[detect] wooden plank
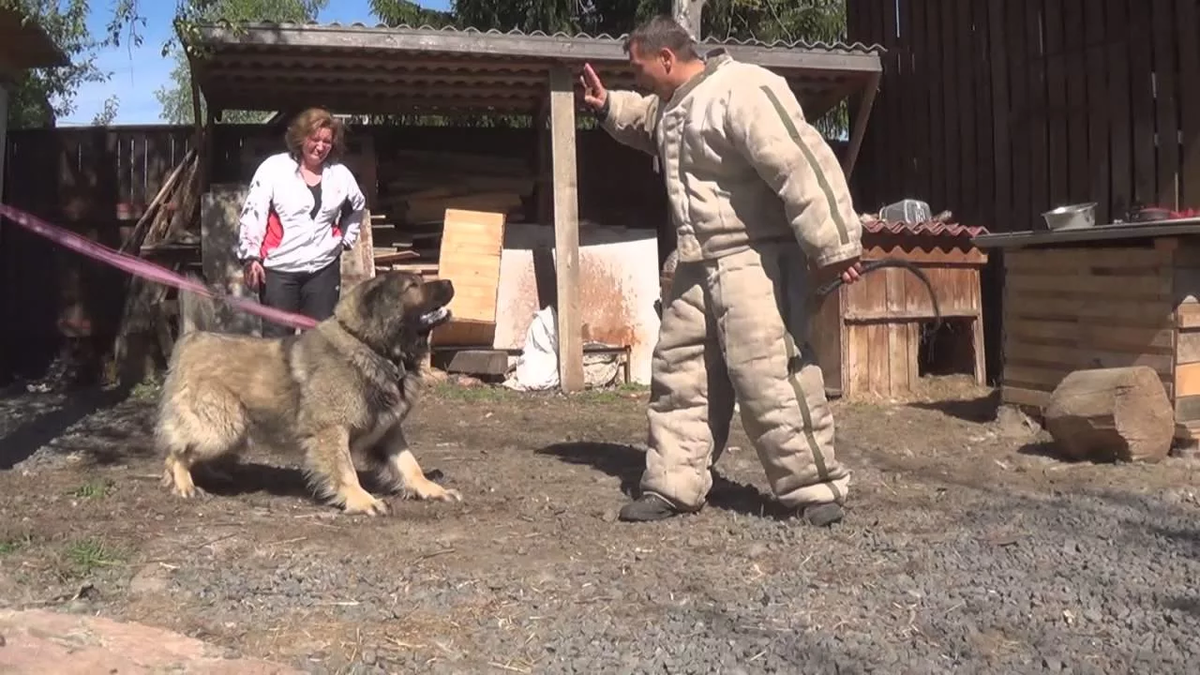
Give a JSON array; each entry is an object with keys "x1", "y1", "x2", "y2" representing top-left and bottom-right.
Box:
[
  {"x1": 434, "y1": 208, "x2": 505, "y2": 323},
  {"x1": 1083, "y1": 0, "x2": 1112, "y2": 222},
  {"x1": 1003, "y1": 319, "x2": 1174, "y2": 351},
  {"x1": 941, "y1": 0, "x2": 961, "y2": 214},
  {"x1": 1004, "y1": 272, "x2": 1170, "y2": 299},
  {"x1": 1003, "y1": 293, "x2": 1173, "y2": 326},
  {"x1": 969, "y1": 0, "x2": 993, "y2": 225},
  {"x1": 910, "y1": 0, "x2": 933, "y2": 202},
  {"x1": 1106, "y1": 0, "x2": 1133, "y2": 217},
  {"x1": 1006, "y1": 0, "x2": 1032, "y2": 230},
  {"x1": 1002, "y1": 338, "x2": 1174, "y2": 376},
  {"x1": 1178, "y1": 0, "x2": 1200, "y2": 209},
  {"x1": 549, "y1": 65, "x2": 583, "y2": 393},
  {"x1": 1003, "y1": 246, "x2": 1169, "y2": 270},
  {"x1": 1024, "y1": 0, "x2": 1050, "y2": 219},
  {"x1": 909, "y1": 321, "x2": 923, "y2": 390},
  {"x1": 1063, "y1": 0, "x2": 1091, "y2": 204},
  {"x1": 925, "y1": 0, "x2": 947, "y2": 211},
  {"x1": 340, "y1": 208, "x2": 376, "y2": 292},
  {"x1": 846, "y1": 323, "x2": 871, "y2": 397},
  {"x1": 881, "y1": 0, "x2": 902, "y2": 197},
  {"x1": 1176, "y1": 329, "x2": 1200, "y2": 364},
  {"x1": 1176, "y1": 395, "x2": 1200, "y2": 422},
  {"x1": 987, "y1": 0, "x2": 1012, "y2": 230},
  {"x1": 1001, "y1": 385, "x2": 1052, "y2": 408},
  {"x1": 846, "y1": 309, "x2": 978, "y2": 322},
  {"x1": 1129, "y1": 1, "x2": 1158, "y2": 205},
  {"x1": 1152, "y1": 0, "x2": 1180, "y2": 209},
  {"x1": 1177, "y1": 303, "x2": 1200, "y2": 328},
  {"x1": 1043, "y1": 0, "x2": 1069, "y2": 204},
  {"x1": 1177, "y1": 362, "x2": 1200, "y2": 397},
  {"x1": 895, "y1": 0, "x2": 916, "y2": 197},
  {"x1": 867, "y1": 322, "x2": 889, "y2": 396},
  {"x1": 887, "y1": 322, "x2": 909, "y2": 396}
]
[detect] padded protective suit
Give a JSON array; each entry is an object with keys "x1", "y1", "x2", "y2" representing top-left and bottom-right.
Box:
[{"x1": 599, "y1": 50, "x2": 861, "y2": 510}]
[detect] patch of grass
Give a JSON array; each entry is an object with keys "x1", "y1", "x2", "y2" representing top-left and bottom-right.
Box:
[
  {"x1": 70, "y1": 478, "x2": 115, "y2": 500},
  {"x1": 428, "y1": 382, "x2": 512, "y2": 402},
  {"x1": 0, "y1": 534, "x2": 33, "y2": 555},
  {"x1": 62, "y1": 538, "x2": 127, "y2": 576}
]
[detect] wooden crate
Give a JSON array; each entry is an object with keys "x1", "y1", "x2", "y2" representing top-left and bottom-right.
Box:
[
  {"x1": 993, "y1": 237, "x2": 1200, "y2": 441},
  {"x1": 812, "y1": 232, "x2": 988, "y2": 399}
]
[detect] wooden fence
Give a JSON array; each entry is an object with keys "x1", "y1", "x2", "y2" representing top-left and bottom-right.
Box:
[
  {"x1": 0, "y1": 123, "x2": 671, "y2": 381},
  {"x1": 847, "y1": 0, "x2": 1200, "y2": 229}
]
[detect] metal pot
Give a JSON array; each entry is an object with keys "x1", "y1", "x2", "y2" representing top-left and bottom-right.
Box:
[{"x1": 1041, "y1": 202, "x2": 1097, "y2": 231}]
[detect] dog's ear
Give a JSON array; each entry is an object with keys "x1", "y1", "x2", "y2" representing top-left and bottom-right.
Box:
[{"x1": 337, "y1": 272, "x2": 416, "y2": 349}]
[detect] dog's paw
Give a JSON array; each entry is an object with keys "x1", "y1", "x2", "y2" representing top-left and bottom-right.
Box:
[
  {"x1": 408, "y1": 480, "x2": 463, "y2": 503},
  {"x1": 172, "y1": 482, "x2": 202, "y2": 499},
  {"x1": 342, "y1": 490, "x2": 389, "y2": 516}
]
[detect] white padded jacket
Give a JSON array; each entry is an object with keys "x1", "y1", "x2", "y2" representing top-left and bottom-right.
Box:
[
  {"x1": 599, "y1": 50, "x2": 862, "y2": 268},
  {"x1": 236, "y1": 152, "x2": 367, "y2": 274}
]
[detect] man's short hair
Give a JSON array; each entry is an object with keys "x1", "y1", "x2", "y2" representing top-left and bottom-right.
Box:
[{"x1": 623, "y1": 15, "x2": 700, "y2": 61}]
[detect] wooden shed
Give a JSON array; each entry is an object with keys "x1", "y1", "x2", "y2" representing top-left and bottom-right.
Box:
[
  {"x1": 811, "y1": 219, "x2": 989, "y2": 399},
  {"x1": 974, "y1": 219, "x2": 1200, "y2": 444}
]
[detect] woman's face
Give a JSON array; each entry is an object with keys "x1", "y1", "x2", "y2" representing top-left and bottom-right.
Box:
[{"x1": 302, "y1": 126, "x2": 334, "y2": 167}]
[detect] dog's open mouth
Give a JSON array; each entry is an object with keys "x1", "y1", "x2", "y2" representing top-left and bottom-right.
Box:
[{"x1": 419, "y1": 306, "x2": 452, "y2": 327}]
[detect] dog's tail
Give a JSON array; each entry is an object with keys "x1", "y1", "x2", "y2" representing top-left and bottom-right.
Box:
[{"x1": 177, "y1": 274, "x2": 220, "y2": 337}]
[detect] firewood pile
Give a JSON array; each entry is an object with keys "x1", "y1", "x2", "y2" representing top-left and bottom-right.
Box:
[
  {"x1": 108, "y1": 149, "x2": 203, "y2": 384},
  {"x1": 369, "y1": 149, "x2": 535, "y2": 278}
]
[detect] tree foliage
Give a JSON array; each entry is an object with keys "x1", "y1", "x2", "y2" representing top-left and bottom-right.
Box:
[
  {"x1": 368, "y1": 0, "x2": 848, "y2": 134},
  {"x1": 154, "y1": 0, "x2": 329, "y2": 124},
  {"x1": 1, "y1": 0, "x2": 116, "y2": 129}
]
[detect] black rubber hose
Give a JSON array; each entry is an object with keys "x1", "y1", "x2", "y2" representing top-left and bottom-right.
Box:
[{"x1": 813, "y1": 258, "x2": 943, "y2": 332}]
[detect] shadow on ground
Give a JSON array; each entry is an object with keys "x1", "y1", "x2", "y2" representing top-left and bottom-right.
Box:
[
  {"x1": 537, "y1": 441, "x2": 795, "y2": 519},
  {"x1": 188, "y1": 460, "x2": 451, "y2": 502},
  {"x1": 0, "y1": 386, "x2": 134, "y2": 470},
  {"x1": 907, "y1": 389, "x2": 1001, "y2": 423}
]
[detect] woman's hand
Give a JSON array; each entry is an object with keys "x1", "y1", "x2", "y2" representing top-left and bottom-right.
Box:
[{"x1": 244, "y1": 260, "x2": 266, "y2": 290}]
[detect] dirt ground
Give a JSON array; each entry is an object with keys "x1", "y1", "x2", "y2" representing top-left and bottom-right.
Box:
[{"x1": 1, "y1": 375, "x2": 1198, "y2": 674}]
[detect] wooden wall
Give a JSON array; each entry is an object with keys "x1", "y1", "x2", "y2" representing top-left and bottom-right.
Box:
[
  {"x1": 847, "y1": 0, "x2": 1200, "y2": 227},
  {"x1": 1000, "y1": 244, "x2": 1176, "y2": 410},
  {"x1": 847, "y1": 0, "x2": 1200, "y2": 384}
]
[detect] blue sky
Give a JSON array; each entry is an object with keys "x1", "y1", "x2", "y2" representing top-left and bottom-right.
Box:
[{"x1": 60, "y1": 0, "x2": 452, "y2": 126}]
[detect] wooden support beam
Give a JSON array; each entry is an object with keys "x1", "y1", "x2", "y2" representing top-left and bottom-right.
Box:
[
  {"x1": 843, "y1": 70, "x2": 881, "y2": 178},
  {"x1": 0, "y1": 80, "x2": 8, "y2": 206},
  {"x1": 548, "y1": 64, "x2": 584, "y2": 393}
]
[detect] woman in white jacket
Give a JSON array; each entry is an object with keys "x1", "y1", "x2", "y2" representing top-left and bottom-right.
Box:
[{"x1": 236, "y1": 107, "x2": 367, "y2": 337}]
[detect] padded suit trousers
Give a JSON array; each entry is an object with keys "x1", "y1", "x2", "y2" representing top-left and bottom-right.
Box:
[{"x1": 641, "y1": 241, "x2": 851, "y2": 511}]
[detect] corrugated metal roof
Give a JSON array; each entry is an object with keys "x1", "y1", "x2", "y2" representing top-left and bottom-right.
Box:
[
  {"x1": 862, "y1": 219, "x2": 991, "y2": 239},
  {"x1": 198, "y1": 20, "x2": 887, "y2": 56},
  {"x1": 185, "y1": 19, "x2": 883, "y2": 117}
]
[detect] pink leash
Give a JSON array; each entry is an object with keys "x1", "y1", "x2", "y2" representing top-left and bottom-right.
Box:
[{"x1": 0, "y1": 202, "x2": 320, "y2": 331}]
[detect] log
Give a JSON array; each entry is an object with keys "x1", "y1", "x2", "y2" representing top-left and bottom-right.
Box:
[{"x1": 1043, "y1": 366, "x2": 1174, "y2": 463}]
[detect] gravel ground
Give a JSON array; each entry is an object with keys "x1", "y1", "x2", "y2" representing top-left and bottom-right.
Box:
[{"x1": 1, "y1": 375, "x2": 1198, "y2": 674}]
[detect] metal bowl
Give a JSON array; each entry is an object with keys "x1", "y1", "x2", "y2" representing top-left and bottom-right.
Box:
[{"x1": 1041, "y1": 202, "x2": 1097, "y2": 231}]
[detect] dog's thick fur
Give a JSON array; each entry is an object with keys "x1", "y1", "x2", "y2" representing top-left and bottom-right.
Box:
[{"x1": 155, "y1": 270, "x2": 460, "y2": 515}]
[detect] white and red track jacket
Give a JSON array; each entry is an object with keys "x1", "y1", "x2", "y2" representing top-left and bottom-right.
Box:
[{"x1": 236, "y1": 152, "x2": 367, "y2": 274}]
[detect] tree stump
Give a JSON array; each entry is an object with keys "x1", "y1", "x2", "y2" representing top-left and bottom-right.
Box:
[{"x1": 1043, "y1": 366, "x2": 1174, "y2": 463}]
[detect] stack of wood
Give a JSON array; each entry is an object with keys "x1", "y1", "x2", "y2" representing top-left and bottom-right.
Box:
[
  {"x1": 109, "y1": 149, "x2": 204, "y2": 384},
  {"x1": 370, "y1": 150, "x2": 534, "y2": 278}
]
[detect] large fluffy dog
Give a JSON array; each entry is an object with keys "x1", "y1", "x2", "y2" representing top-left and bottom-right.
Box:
[{"x1": 155, "y1": 270, "x2": 461, "y2": 516}]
